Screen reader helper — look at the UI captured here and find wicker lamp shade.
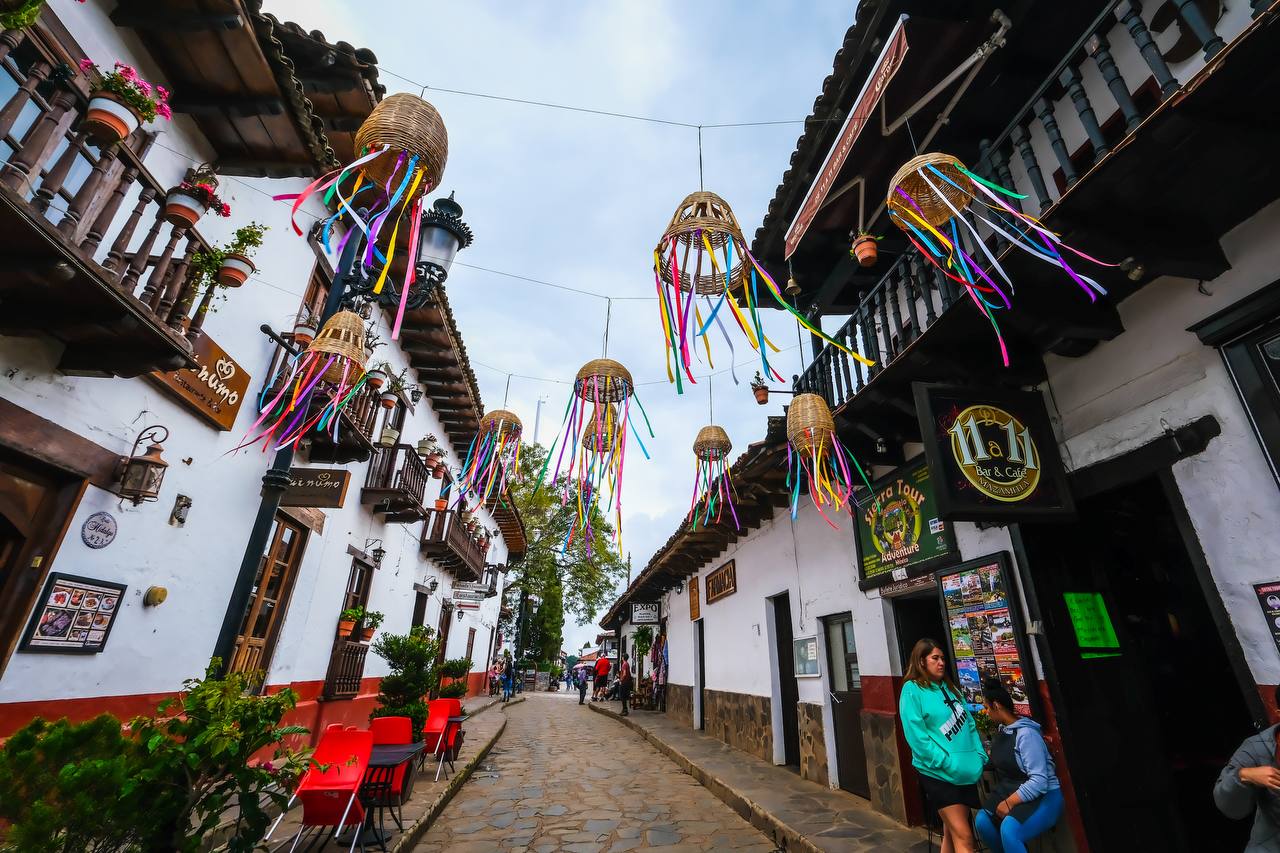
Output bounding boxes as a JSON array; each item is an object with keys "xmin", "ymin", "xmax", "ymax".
[
  {"xmin": 786, "ymin": 393, "xmax": 835, "ymax": 455},
  {"xmin": 582, "ymin": 404, "xmax": 618, "ymax": 454},
  {"xmin": 574, "ymin": 358, "xmax": 634, "ymax": 403},
  {"xmin": 354, "ymin": 93, "xmax": 449, "ymax": 201},
  {"xmin": 886, "ymin": 152, "xmax": 974, "ymax": 230},
  {"xmin": 656, "ymin": 191, "xmax": 746, "ymax": 295},
  {"xmin": 305, "ymin": 310, "xmax": 367, "ymax": 384},
  {"xmin": 693, "ymin": 425, "xmax": 732, "ymax": 460},
  {"xmin": 480, "ymin": 409, "xmax": 522, "ymax": 438}
]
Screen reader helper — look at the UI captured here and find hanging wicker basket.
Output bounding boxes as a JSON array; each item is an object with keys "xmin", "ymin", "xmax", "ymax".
[
  {"xmin": 656, "ymin": 191, "xmax": 746, "ymax": 295},
  {"xmin": 479, "ymin": 409, "xmax": 523, "ymax": 439},
  {"xmin": 886, "ymin": 152, "xmax": 974, "ymax": 230},
  {"xmin": 305, "ymin": 310, "xmax": 367, "ymax": 385},
  {"xmin": 693, "ymin": 425, "xmax": 732, "ymax": 461},
  {"xmin": 574, "ymin": 359, "xmax": 633, "ymax": 403},
  {"xmin": 353, "ymin": 93, "xmax": 449, "ymax": 201},
  {"xmin": 786, "ymin": 393, "xmax": 835, "ymax": 455},
  {"xmin": 582, "ymin": 404, "xmax": 618, "ymax": 454}
]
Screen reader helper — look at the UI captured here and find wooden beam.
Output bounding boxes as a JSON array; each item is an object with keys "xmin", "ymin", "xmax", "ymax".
[
  {"xmin": 110, "ymin": 7, "xmax": 244, "ymax": 31},
  {"xmin": 171, "ymin": 95, "xmax": 286, "ymax": 117},
  {"xmin": 215, "ymin": 159, "xmax": 317, "ymax": 179}
]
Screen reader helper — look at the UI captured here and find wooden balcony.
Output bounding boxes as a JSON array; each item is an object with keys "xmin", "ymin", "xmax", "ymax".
[
  {"xmin": 322, "ymin": 639, "xmax": 369, "ymax": 701},
  {"xmin": 420, "ymin": 508, "xmax": 486, "ymax": 583},
  {"xmin": 0, "ymin": 30, "xmax": 235, "ymax": 377},
  {"xmin": 361, "ymin": 443, "xmax": 430, "ymax": 522}
]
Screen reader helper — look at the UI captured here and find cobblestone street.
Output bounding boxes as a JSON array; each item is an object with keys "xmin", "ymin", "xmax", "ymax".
[{"xmin": 412, "ymin": 693, "xmax": 779, "ymax": 852}]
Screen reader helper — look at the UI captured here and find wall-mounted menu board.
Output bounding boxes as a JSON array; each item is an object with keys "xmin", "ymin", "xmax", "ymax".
[
  {"xmin": 936, "ymin": 553, "xmax": 1033, "ymax": 716},
  {"xmin": 20, "ymin": 573, "xmax": 126, "ymax": 654}
]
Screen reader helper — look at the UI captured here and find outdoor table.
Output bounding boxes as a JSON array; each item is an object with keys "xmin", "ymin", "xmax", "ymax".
[
  {"xmin": 435, "ymin": 715, "xmax": 468, "ymax": 782},
  {"xmin": 349, "ymin": 742, "xmax": 426, "ymax": 849}
]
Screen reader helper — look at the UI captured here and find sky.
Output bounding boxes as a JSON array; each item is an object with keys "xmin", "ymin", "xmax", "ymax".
[{"xmin": 264, "ymin": 1, "xmax": 856, "ymax": 654}]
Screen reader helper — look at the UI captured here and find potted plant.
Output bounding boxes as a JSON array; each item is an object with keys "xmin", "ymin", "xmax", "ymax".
[
  {"xmin": 380, "ymin": 369, "xmax": 409, "ymax": 410},
  {"xmin": 433, "ymin": 496, "xmax": 448, "ymax": 511},
  {"xmin": 416, "ymin": 433, "xmax": 440, "ymax": 463},
  {"xmin": 366, "ymin": 361, "xmax": 392, "ymax": 392},
  {"xmin": 78, "ymin": 59, "xmax": 171, "ymax": 146},
  {"xmin": 750, "ymin": 371, "xmax": 769, "ymax": 405},
  {"xmin": 364, "ymin": 322, "xmax": 383, "ymax": 359},
  {"xmin": 215, "ymin": 222, "xmax": 267, "ymax": 287},
  {"xmin": 378, "ymin": 426, "xmax": 400, "ymax": 448},
  {"xmin": 338, "ymin": 606, "xmax": 363, "ymax": 638},
  {"xmin": 359, "ymin": 610, "xmax": 385, "ymax": 643},
  {"xmin": 163, "ymin": 165, "xmax": 230, "ymax": 227},
  {"xmin": 432, "ymin": 458, "xmax": 447, "ymax": 479},
  {"xmin": 291, "ymin": 306, "xmax": 320, "ymax": 346},
  {"xmin": 850, "ymin": 230, "xmax": 880, "ymax": 267}
]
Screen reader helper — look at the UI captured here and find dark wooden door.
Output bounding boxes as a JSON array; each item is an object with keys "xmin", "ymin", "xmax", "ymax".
[
  {"xmin": 435, "ymin": 601, "xmax": 454, "ymax": 668},
  {"xmin": 696, "ymin": 618, "xmax": 705, "ymax": 730},
  {"xmin": 772, "ymin": 592, "xmax": 800, "ymax": 767},
  {"xmin": 230, "ymin": 514, "xmax": 306, "ymax": 676},
  {"xmin": 824, "ymin": 613, "xmax": 870, "ymax": 797}
]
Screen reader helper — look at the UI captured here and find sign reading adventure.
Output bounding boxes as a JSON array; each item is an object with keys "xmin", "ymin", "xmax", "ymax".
[
  {"xmin": 147, "ymin": 333, "xmax": 250, "ymax": 431},
  {"xmin": 281, "ymin": 468, "xmax": 352, "ymax": 508},
  {"xmin": 855, "ymin": 460, "xmax": 957, "ymax": 590},
  {"xmin": 913, "ymin": 383, "xmax": 1074, "ymax": 521},
  {"xmin": 631, "ymin": 602, "xmax": 660, "ymax": 624},
  {"xmin": 21, "ymin": 573, "xmax": 126, "ymax": 654},
  {"xmin": 705, "ymin": 560, "xmax": 737, "ymax": 604}
]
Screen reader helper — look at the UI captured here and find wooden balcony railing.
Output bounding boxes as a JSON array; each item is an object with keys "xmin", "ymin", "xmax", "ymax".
[
  {"xmin": 0, "ymin": 29, "xmax": 233, "ymax": 376},
  {"xmin": 322, "ymin": 639, "xmax": 369, "ymax": 701},
  {"xmin": 361, "ymin": 443, "xmax": 430, "ymax": 522},
  {"xmin": 420, "ymin": 508, "xmax": 486, "ymax": 582}
]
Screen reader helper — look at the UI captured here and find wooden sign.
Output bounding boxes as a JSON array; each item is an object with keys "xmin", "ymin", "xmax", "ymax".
[
  {"xmin": 20, "ymin": 572, "xmax": 126, "ymax": 654},
  {"xmin": 281, "ymin": 468, "xmax": 351, "ymax": 508},
  {"xmin": 147, "ymin": 333, "xmax": 250, "ymax": 431},
  {"xmin": 705, "ymin": 560, "xmax": 737, "ymax": 604},
  {"xmin": 688, "ymin": 577, "xmax": 700, "ymax": 621}
]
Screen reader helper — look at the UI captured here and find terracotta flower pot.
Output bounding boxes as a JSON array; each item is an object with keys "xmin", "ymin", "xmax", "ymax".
[
  {"xmin": 366, "ymin": 369, "xmax": 387, "ymax": 390},
  {"xmin": 433, "ymin": 463, "xmax": 445, "ymax": 479},
  {"xmin": 852, "ymin": 235, "xmax": 878, "ymax": 267},
  {"xmin": 361, "ymin": 626, "xmax": 376, "ymax": 642},
  {"xmin": 81, "ymin": 91, "xmax": 141, "ymax": 146},
  {"xmin": 292, "ymin": 323, "xmax": 317, "ymax": 345},
  {"xmin": 379, "ymin": 391, "xmax": 398, "ymax": 409},
  {"xmin": 425, "ymin": 452, "xmax": 442, "ymax": 468},
  {"xmin": 216, "ymin": 252, "xmax": 255, "ymax": 287},
  {"xmin": 163, "ymin": 187, "xmax": 208, "ymax": 227},
  {"xmin": 752, "ymin": 386, "xmax": 769, "ymax": 405},
  {"xmin": 434, "ymin": 498, "xmax": 448, "ymax": 511},
  {"xmin": 337, "ymin": 619, "xmax": 356, "ymax": 638}
]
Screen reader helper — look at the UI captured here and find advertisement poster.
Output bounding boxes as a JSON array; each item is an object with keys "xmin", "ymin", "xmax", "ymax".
[
  {"xmin": 20, "ymin": 573, "xmax": 126, "ymax": 654},
  {"xmin": 1253, "ymin": 582, "xmax": 1280, "ymax": 659},
  {"xmin": 855, "ymin": 460, "xmax": 958, "ymax": 590},
  {"xmin": 938, "ymin": 555, "xmax": 1031, "ymax": 715}
]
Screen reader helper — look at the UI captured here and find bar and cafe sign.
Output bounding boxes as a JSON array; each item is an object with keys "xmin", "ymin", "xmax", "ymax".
[
  {"xmin": 855, "ymin": 460, "xmax": 957, "ymax": 590},
  {"xmin": 147, "ymin": 333, "xmax": 250, "ymax": 431},
  {"xmin": 281, "ymin": 468, "xmax": 352, "ymax": 508},
  {"xmin": 913, "ymin": 383, "xmax": 1074, "ymax": 522}
]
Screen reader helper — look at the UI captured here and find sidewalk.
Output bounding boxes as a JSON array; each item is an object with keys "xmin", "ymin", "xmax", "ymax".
[
  {"xmin": 588, "ymin": 703, "xmax": 929, "ymax": 853},
  {"xmin": 262, "ymin": 694, "xmax": 523, "ymax": 853}
]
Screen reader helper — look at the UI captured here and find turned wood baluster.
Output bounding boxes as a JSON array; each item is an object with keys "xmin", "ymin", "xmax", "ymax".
[
  {"xmin": 1059, "ymin": 65, "xmax": 1109, "ymax": 166},
  {"xmin": 991, "ymin": 143, "xmax": 1020, "ymax": 213},
  {"xmin": 1171, "ymin": 0, "xmax": 1225, "ymax": 59},
  {"xmin": 91, "ymin": 169, "xmax": 142, "ymax": 261},
  {"xmin": 0, "ymin": 30, "xmax": 26, "ymax": 66},
  {"xmin": 1011, "ymin": 124, "xmax": 1052, "ymax": 210},
  {"xmin": 185, "ymin": 283, "xmax": 216, "ymax": 343},
  {"xmin": 58, "ymin": 144, "xmax": 117, "ymax": 236},
  {"xmin": 1035, "ymin": 97, "xmax": 1077, "ymax": 187},
  {"xmin": 2, "ymin": 79, "xmax": 74, "ymax": 192},
  {"xmin": 160, "ymin": 237, "xmax": 197, "ymax": 327},
  {"xmin": 140, "ymin": 224, "xmax": 186, "ymax": 310},
  {"xmin": 0, "ymin": 58, "xmax": 47, "ymax": 143},
  {"xmin": 1116, "ymin": 1, "xmax": 1179, "ymax": 99},
  {"xmin": 1086, "ymin": 34, "xmax": 1142, "ymax": 135},
  {"xmin": 33, "ymin": 131, "xmax": 86, "ymax": 213},
  {"xmin": 120, "ymin": 208, "xmax": 165, "ymax": 293}
]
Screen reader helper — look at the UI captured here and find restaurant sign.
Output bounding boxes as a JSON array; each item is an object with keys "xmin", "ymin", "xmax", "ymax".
[
  {"xmin": 688, "ymin": 577, "xmax": 700, "ymax": 621},
  {"xmin": 631, "ymin": 602, "xmax": 660, "ymax": 624},
  {"xmin": 281, "ymin": 468, "xmax": 352, "ymax": 508},
  {"xmin": 913, "ymin": 383, "xmax": 1074, "ymax": 522},
  {"xmin": 20, "ymin": 572, "xmax": 126, "ymax": 654},
  {"xmin": 705, "ymin": 560, "xmax": 737, "ymax": 604},
  {"xmin": 147, "ymin": 333, "xmax": 250, "ymax": 431},
  {"xmin": 855, "ymin": 460, "xmax": 957, "ymax": 591}
]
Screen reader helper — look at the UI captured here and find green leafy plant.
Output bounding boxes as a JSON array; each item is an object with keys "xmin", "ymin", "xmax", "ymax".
[
  {"xmin": 361, "ymin": 609, "xmax": 385, "ymax": 631},
  {"xmin": 972, "ymin": 709, "xmax": 996, "ymax": 741},
  {"xmin": 437, "ymin": 681, "xmax": 468, "ymax": 699},
  {"xmin": 439, "ymin": 657, "xmax": 472, "ymax": 680},
  {"xmin": 370, "ymin": 625, "xmax": 442, "ymax": 738},
  {"xmin": 749, "ymin": 371, "xmax": 768, "ymax": 391},
  {"xmin": 633, "ymin": 625, "xmax": 654, "ymax": 659},
  {"xmin": 385, "ymin": 368, "xmax": 412, "ymax": 396},
  {"xmin": 340, "ymin": 605, "xmax": 365, "ymax": 624},
  {"xmin": 191, "ymin": 223, "xmax": 268, "ymax": 315}
]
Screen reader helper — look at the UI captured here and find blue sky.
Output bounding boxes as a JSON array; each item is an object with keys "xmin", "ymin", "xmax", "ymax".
[{"xmin": 265, "ymin": 1, "xmax": 856, "ymax": 651}]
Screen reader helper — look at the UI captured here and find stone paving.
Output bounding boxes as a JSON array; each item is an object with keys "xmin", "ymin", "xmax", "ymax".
[{"xmin": 412, "ymin": 692, "xmax": 779, "ymax": 852}]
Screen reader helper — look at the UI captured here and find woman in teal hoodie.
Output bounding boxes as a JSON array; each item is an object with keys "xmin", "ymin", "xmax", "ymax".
[{"xmin": 899, "ymin": 638, "xmax": 988, "ymax": 853}]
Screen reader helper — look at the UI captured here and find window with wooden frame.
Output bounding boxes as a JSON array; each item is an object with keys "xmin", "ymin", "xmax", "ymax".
[
  {"xmin": 295, "ymin": 263, "xmax": 330, "ymax": 329},
  {"xmin": 322, "ymin": 553, "xmax": 376, "ymax": 701},
  {"xmin": 230, "ymin": 514, "xmax": 308, "ymax": 679},
  {"xmin": 339, "ymin": 554, "xmax": 376, "ymax": 622},
  {"xmin": 412, "ymin": 591, "xmax": 429, "ymax": 629}
]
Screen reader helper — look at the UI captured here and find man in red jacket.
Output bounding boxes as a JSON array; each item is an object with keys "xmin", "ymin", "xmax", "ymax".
[{"xmin": 592, "ymin": 655, "xmax": 611, "ymax": 701}]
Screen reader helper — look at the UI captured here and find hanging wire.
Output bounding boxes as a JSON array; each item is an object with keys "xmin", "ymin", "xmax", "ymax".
[
  {"xmin": 602, "ymin": 297, "xmax": 612, "ymax": 358},
  {"xmin": 697, "ymin": 125, "xmax": 704, "ymax": 191},
  {"xmin": 707, "ymin": 372, "xmax": 714, "ymax": 424},
  {"xmin": 503, "ymin": 373, "xmax": 512, "ymax": 407}
]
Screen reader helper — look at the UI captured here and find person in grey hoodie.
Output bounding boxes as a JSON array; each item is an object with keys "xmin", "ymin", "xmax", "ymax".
[
  {"xmin": 974, "ymin": 679, "xmax": 1063, "ymax": 853},
  {"xmin": 1214, "ymin": 689, "xmax": 1280, "ymax": 852}
]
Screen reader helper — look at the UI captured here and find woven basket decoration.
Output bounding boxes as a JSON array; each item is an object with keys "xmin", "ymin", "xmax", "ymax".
[
  {"xmin": 786, "ymin": 393, "xmax": 835, "ymax": 456},
  {"xmin": 458, "ymin": 408, "xmax": 524, "ymax": 510},
  {"xmin": 581, "ymin": 404, "xmax": 618, "ymax": 454},
  {"xmin": 354, "ymin": 93, "xmax": 449, "ymax": 201},
  {"xmin": 574, "ymin": 358, "xmax": 634, "ymax": 403},
  {"xmin": 885, "ymin": 151, "xmax": 1115, "ymax": 369},
  {"xmin": 306, "ymin": 310, "xmax": 367, "ymax": 384},
  {"xmin": 689, "ymin": 424, "xmax": 736, "ymax": 529},
  {"xmin": 480, "ymin": 409, "xmax": 523, "ymax": 438},
  {"xmin": 693, "ymin": 425, "xmax": 732, "ymax": 460},
  {"xmin": 656, "ymin": 191, "xmax": 746, "ymax": 296}
]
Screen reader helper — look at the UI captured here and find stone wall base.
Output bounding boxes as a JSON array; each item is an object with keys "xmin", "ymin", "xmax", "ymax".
[
  {"xmin": 703, "ymin": 688, "xmax": 772, "ymax": 763},
  {"xmin": 666, "ymin": 683, "xmax": 693, "ymax": 728},
  {"xmin": 798, "ymin": 701, "xmax": 828, "ymax": 787}
]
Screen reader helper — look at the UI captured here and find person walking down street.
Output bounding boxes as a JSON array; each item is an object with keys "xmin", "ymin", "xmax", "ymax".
[
  {"xmin": 618, "ymin": 652, "xmax": 633, "ymax": 717},
  {"xmin": 974, "ymin": 679, "xmax": 1063, "ymax": 853},
  {"xmin": 1214, "ymin": 686, "xmax": 1280, "ymax": 851},
  {"xmin": 501, "ymin": 654, "xmax": 514, "ymax": 703},
  {"xmin": 576, "ymin": 667, "xmax": 589, "ymax": 704},
  {"xmin": 592, "ymin": 655, "xmax": 611, "ymax": 701},
  {"xmin": 899, "ymin": 638, "xmax": 987, "ymax": 853}
]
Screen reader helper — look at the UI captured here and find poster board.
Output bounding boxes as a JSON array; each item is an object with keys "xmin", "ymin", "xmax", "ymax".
[
  {"xmin": 854, "ymin": 459, "xmax": 958, "ymax": 590},
  {"xmin": 792, "ymin": 636, "xmax": 821, "ymax": 677},
  {"xmin": 20, "ymin": 573, "xmax": 126, "ymax": 654},
  {"xmin": 935, "ymin": 553, "xmax": 1035, "ymax": 716}
]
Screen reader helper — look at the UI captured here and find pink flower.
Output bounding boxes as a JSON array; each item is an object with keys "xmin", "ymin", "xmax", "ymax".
[
  {"xmin": 78, "ymin": 58, "xmax": 94, "ymax": 73},
  {"xmin": 261, "ymin": 760, "xmax": 276, "ymax": 773},
  {"xmin": 136, "ymin": 80, "xmax": 152, "ymax": 97},
  {"xmin": 114, "ymin": 63, "xmax": 137, "ymax": 82},
  {"xmin": 156, "ymin": 85, "xmax": 169, "ymax": 101},
  {"xmin": 156, "ymin": 103, "xmax": 172, "ymax": 120},
  {"xmin": 219, "ymin": 203, "xmax": 231, "ymax": 217}
]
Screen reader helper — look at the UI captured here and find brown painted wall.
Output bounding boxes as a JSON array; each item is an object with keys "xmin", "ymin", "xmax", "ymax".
[
  {"xmin": 666, "ymin": 683, "xmax": 693, "ymax": 728},
  {"xmin": 703, "ymin": 688, "xmax": 772, "ymax": 763},
  {"xmin": 798, "ymin": 701, "xmax": 828, "ymax": 786}
]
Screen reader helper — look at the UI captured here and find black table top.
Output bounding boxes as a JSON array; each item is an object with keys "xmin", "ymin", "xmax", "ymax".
[{"xmin": 369, "ymin": 742, "xmax": 426, "ymax": 768}]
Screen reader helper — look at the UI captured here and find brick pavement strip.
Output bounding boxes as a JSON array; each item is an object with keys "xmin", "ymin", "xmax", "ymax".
[{"xmin": 412, "ymin": 693, "xmax": 781, "ymax": 853}]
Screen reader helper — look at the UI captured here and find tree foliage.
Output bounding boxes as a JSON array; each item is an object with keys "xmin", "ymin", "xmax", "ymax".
[{"xmin": 370, "ymin": 625, "xmax": 442, "ymax": 737}]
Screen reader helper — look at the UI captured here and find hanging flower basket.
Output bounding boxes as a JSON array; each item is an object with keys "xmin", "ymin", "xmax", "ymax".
[
  {"xmin": 82, "ymin": 91, "xmax": 141, "ymax": 147},
  {"xmin": 432, "ymin": 462, "xmax": 446, "ymax": 479},
  {"xmin": 366, "ymin": 368, "xmax": 388, "ymax": 390},
  {"xmin": 851, "ymin": 234, "xmax": 879, "ymax": 267},
  {"xmin": 163, "ymin": 177, "xmax": 230, "ymax": 227},
  {"xmin": 360, "ymin": 625, "xmax": 376, "ymax": 642},
  {"xmin": 753, "ymin": 385, "xmax": 769, "ymax": 404},
  {"xmin": 378, "ymin": 391, "xmax": 398, "ymax": 410},
  {"xmin": 77, "ymin": 60, "xmax": 171, "ymax": 146},
  {"xmin": 292, "ymin": 321, "xmax": 317, "ymax": 346},
  {"xmin": 216, "ymin": 252, "xmax": 255, "ymax": 287}
]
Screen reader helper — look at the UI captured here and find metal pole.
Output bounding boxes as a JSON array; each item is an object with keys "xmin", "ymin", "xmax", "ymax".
[{"xmin": 210, "ymin": 226, "xmax": 366, "ymax": 673}]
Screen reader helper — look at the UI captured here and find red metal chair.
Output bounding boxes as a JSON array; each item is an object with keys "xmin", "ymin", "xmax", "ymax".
[
  {"xmin": 369, "ymin": 716, "xmax": 413, "ymax": 830},
  {"xmin": 422, "ymin": 699, "xmax": 462, "ymax": 781},
  {"xmin": 266, "ymin": 728, "xmax": 373, "ymax": 852}
]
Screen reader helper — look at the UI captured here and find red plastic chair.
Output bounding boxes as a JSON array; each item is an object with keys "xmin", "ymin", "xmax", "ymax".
[
  {"xmin": 422, "ymin": 699, "xmax": 463, "ymax": 780},
  {"xmin": 266, "ymin": 728, "xmax": 373, "ymax": 851},
  {"xmin": 369, "ymin": 716, "xmax": 414, "ymax": 829}
]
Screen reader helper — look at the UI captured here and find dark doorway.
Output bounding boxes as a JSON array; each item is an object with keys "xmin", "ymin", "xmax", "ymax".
[
  {"xmin": 435, "ymin": 601, "xmax": 454, "ymax": 670},
  {"xmin": 823, "ymin": 613, "xmax": 870, "ymax": 797},
  {"xmin": 695, "ymin": 618, "xmax": 706, "ymax": 730},
  {"xmin": 1020, "ymin": 473, "xmax": 1254, "ymax": 853},
  {"xmin": 772, "ymin": 592, "xmax": 800, "ymax": 768},
  {"xmin": 892, "ymin": 588, "xmax": 948, "ymax": 673}
]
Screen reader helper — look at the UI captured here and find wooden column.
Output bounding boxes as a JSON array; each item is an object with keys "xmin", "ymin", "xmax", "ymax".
[
  {"xmin": 91, "ymin": 169, "xmax": 142, "ymax": 261},
  {"xmin": 58, "ymin": 144, "xmax": 118, "ymax": 237},
  {"xmin": 157, "ymin": 236, "xmax": 197, "ymax": 323},
  {"xmin": 2, "ymin": 80, "xmax": 74, "ymax": 192},
  {"xmin": 32, "ymin": 132, "xmax": 87, "ymax": 214},
  {"xmin": 120, "ymin": 209, "xmax": 165, "ymax": 292},
  {"xmin": 140, "ymin": 225, "xmax": 186, "ymax": 309},
  {"xmin": 0, "ymin": 58, "xmax": 47, "ymax": 142},
  {"xmin": 1086, "ymin": 34, "xmax": 1142, "ymax": 135}
]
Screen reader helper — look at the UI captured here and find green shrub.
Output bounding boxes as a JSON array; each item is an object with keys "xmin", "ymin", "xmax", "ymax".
[
  {"xmin": 438, "ymin": 657, "xmax": 472, "ymax": 680},
  {"xmin": 371, "ymin": 625, "xmax": 442, "ymax": 737},
  {"xmin": 437, "ymin": 681, "xmax": 468, "ymax": 699}
]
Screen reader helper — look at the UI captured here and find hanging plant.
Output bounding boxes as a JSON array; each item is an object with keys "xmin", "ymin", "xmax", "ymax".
[
  {"xmin": 366, "ymin": 360, "xmax": 392, "ymax": 391},
  {"xmin": 291, "ymin": 306, "xmax": 320, "ymax": 345},
  {"xmin": 163, "ymin": 165, "xmax": 230, "ymax": 227},
  {"xmin": 380, "ymin": 368, "xmax": 409, "ymax": 409},
  {"xmin": 750, "ymin": 371, "xmax": 769, "ymax": 405},
  {"xmin": 363, "ymin": 321, "xmax": 384, "ymax": 357},
  {"xmin": 850, "ymin": 231, "xmax": 880, "ymax": 268},
  {"xmin": 187, "ymin": 223, "xmax": 267, "ymax": 318},
  {"xmin": 77, "ymin": 57, "xmax": 169, "ymax": 146}
]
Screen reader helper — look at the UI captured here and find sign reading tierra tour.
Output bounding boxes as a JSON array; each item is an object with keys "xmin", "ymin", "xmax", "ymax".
[
  {"xmin": 913, "ymin": 383, "xmax": 1074, "ymax": 521},
  {"xmin": 855, "ymin": 460, "xmax": 957, "ymax": 590},
  {"xmin": 705, "ymin": 560, "xmax": 737, "ymax": 604},
  {"xmin": 146, "ymin": 333, "xmax": 249, "ymax": 431},
  {"xmin": 281, "ymin": 468, "xmax": 352, "ymax": 508}
]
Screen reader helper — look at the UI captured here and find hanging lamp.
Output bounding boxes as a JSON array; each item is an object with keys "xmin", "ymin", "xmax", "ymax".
[
  {"xmin": 652, "ymin": 190, "xmax": 873, "ymax": 393},
  {"xmin": 886, "ymin": 152, "xmax": 1115, "ymax": 366},
  {"xmin": 785, "ymin": 393, "xmax": 872, "ymax": 527},
  {"xmin": 457, "ymin": 408, "xmax": 523, "ymax": 510}
]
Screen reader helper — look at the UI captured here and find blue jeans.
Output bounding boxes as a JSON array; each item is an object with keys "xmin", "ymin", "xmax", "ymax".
[
  {"xmin": 975, "ymin": 788, "xmax": 1063, "ymax": 853},
  {"xmin": 502, "ymin": 675, "xmax": 512, "ymax": 700}
]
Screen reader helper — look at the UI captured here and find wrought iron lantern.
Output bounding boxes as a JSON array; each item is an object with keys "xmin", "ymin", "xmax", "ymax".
[
  {"xmin": 416, "ymin": 192, "xmax": 474, "ymax": 283},
  {"xmin": 116, "ymin": 425, "xmax": 170, "ymax": 505}
]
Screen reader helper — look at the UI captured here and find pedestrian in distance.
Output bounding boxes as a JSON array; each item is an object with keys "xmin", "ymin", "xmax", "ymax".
[
  {"xmin": 974, "ymin": 679, "xmax": 1063, "ymax": 853},
  {"xmin": 501, "ymin": 653, "xmax": 514, "ymax": 703},
  {"xmin": 592, "ymin": 654, "xmax": 611, "ymax": 701},
  {"xmin": 899, "ymin": 638, "xmax": 987, "ymax": 853},
  {"xmin": 618, "ymin": 652, "xmax": 633, "ymax": 717},
  {"xmin": 1214, "ymin": 685, "xmax": 1280, "ymax": 851},
  {"xmin": 576, "ymin": 667, "xmax": 589, "ymax": 705}
]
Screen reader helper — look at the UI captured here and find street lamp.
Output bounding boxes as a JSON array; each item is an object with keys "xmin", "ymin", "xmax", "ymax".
[
  {"xmin": 416, "ymin": 192, "xmax": 474, "ymax": 284},
  {"xmin": 115, "ymin": 425, "xmax": 170, "ymax": 505}
]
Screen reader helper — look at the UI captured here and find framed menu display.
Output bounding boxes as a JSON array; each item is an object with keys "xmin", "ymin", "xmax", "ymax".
[
  {"xmin": 20, "ymin": 573, "xmax": 126, "ymax": 654},
  {"xmin": 935, "ymin": 553, "xmax": 1035, "ymax": 717}
]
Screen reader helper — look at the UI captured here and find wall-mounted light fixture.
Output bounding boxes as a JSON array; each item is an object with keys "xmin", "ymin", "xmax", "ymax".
[
  {"xmin": 169, "ymin": 494, "xmax": 192, "ymax": 526},
  {"xmin": 410, "ymin": 386, "xmax": 423, "ymax": 404},
  {"xmin": 115, "ymin": 425, "xmax": 170, "ymax": 505},
  {"xmin": 425, "ymin": 576, "xmax": 440, "ymax": 594},
  {"xmin": 364, "ymin": 538, "xmax": 385, "ymax": 568}
]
